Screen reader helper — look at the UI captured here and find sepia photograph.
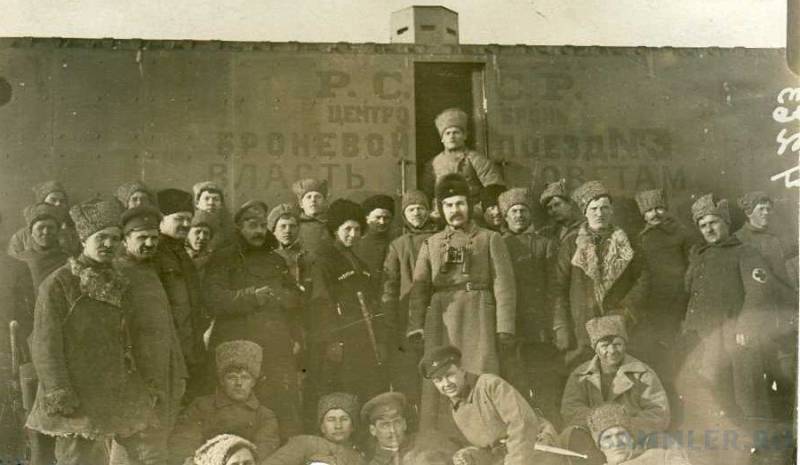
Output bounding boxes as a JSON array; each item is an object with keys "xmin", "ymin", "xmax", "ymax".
[{"xmin": 0, "ymin": 1, "xmax": 798, "ymax": 464}]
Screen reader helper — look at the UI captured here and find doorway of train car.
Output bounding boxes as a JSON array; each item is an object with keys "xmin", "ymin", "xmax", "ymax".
[{"xmin": 413, "ymin": 62, "xmax": 486, "ymax": 190}]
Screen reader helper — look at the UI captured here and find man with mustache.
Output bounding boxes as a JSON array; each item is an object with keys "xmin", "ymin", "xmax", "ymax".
[
  {"xmin": 293, "ymin": 178, "xmax": 333, "ymax": 255},
  {"xmin": 408, "ymin": 173, "xmax": 516, "ymax": 434},
  {"xmin": 156, "ymin": 188, "xmax": 207, "ymax": 402},
  {"xmin": 205, "ymin": 200, "xmax": 303, "ymax": 441}
]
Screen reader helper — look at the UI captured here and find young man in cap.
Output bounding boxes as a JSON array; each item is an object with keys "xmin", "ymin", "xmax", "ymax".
[
  {"xmin": 408, "ymin": 173, "xmax": 516, "ymax": 433},
  {"xmin": 293, "ymin": 178, "xmax": 333, "ymax": 254},
  {"xmin": 478, "ymin": 184, "xmax": 507, "ymax": 232},
  {"xmin": 116, "ymin": 181, "xmax": 156, "ymax": 210},
  {"xmin": 170, "ymin": 340, "xmax": 280, "ymax": 464},
  {"xmin": 354, "ymin": 194, "xmax": 396, "ymax": 302},
  {"xmin": 263, "ymin": 392, "xmax": 364, "ymax": 465},
  {"xmin": 380, "ymin": 190, "xmax": 437, "ymax": 412},
  {"xmin": 537, "ymin": 179, "xmax": 581, "ymax": 246},
  {"xmin": 560, "ymin": 315, "xmax": 669, "ymax": 451},
  {"xmin": 419, "ymin": 345, "xmax": 562, "ymax": 465},
  {"xmin": 156, "ymin": 188, "xmax": 207, "ymax": 402},
  {"xmin": 25, "ymin": 198, "xmax": 156, "ymax": 465},
  {"xmin": 204, "ymin": 199, "xmax": 303, "ymax": 441},
  {"xmin": 269, "ymin": 203, "xmax": 312, "ymax": 294},
  {"xmin": 111, "ymin": 205, "xmax": 188, "ymax": 465},
  {"xmin": 15, "ymin": 203, "xmax": 71, "ymax": 290},
  {"xmin": 420, "ymin": 108, "xmax": 504, "ymax": 203},
  {"xmin": 193, "ymin": 181, "xmax": 236, "ymax": 250},
  {"xmin": 8, "ymin": 180, "xmax": 80, "ymax": 259},
  {"xmin": 552, "ymin": 180, "xmax": 648, "ymax": 368},
  {"xmin": 185, "ymin": 210, "xmax": 218, "ymax": 278},
  {"xmin": 361, "ymin": 391, "xmax": 459, "ymax": 465},
  {"xmin": 307, "ymin": 199, "xmax": 388, "ymax": 407},
  {"xmin": 497, "ymin": 187, "xmax": 561, "ymax": 424}
]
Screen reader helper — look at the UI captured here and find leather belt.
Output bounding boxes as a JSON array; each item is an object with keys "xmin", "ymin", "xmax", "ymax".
[{"xmin": 433, "ymin": 282, "xmax": 489, "ymax": 293}]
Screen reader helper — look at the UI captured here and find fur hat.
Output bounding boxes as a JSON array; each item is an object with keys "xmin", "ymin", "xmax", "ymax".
[
  {"xmin": 572, "ymin": 180, "xmax": 611, "ymax": 213},
  {"xmin": 292, "ymin": 178, "xmax": 328, "ymax": 201},
  {"xmin": 317, "ymin": 392, "xmax": 359, "ymax": 427},
  {"xmin": 419, "ymin": 345, "xmax": 462, "ymax": 379},
  {"xmin": 362, "ymin": 194, "xmax": 395, "ymax": 217},
  {"xmin": 402, "ymin": 190, "xmax": 430, "ymax": 211},
  {"xmin": 738, "ymin": 191, "xmax": 771, "ymax": 215},
  {"xmin": 435, "ymin": 173, "xmax": 470, "ymax": 202},
  {"xmin": 326, "ymin": 199, "xmax": 365, "ymax": 234},
  {"xmin": 361, "ymin": 392, "xmax": 406, "ymax": 425},
  {"xmin": 70, "ymin": 197, "xmax": 124, "ymax": 241},
  {"xmin": 234, "ymin": 200, "xmax": 269, "ymax": 224},
  {"xmin": 24, "ymin": 203, "xmax": 64, "ymax": 228},
  {"xmin": 585, "ymin": 316, "xmax": 628, "ymax": 348},
  {"xmin": 192, "ymin": 181, "xmax": 225, "ymax": 203},
  {"xmin": 588, "ymin": 404, "xmax": 631, "ymax": 446},
  {"xmin": 32, "ymin": 181, "xmax": 66, "ymax": 204},
  {"xmin": 193, "ymin": 434, "xmax": 257, "ymax": 465},
  {"xmin": 434, "ymin": 108, "xmax": 468, "ymax": 136},
  {"xmin": 215, "ymin": 340, "xmax": 263, "ymax": 378},
  {"xmin": 634, "ymin": 189, "xmax": 666, "ymax": 215},
  {"xmin": 479, "ymin": 184, "xmax": 507, "ymax": 209},
  {"xmin": 267, "ymin": 203, "xmax": 299, "ymax": 231},
  {"xmin": 157, "ymin": 189, "xmax": 193, "ymax": 216},
  {"xmin": 191, "ymin": 210, "xmax": 220, "ymax": 235},
  {"xmin": 691, "ymin": 194, "xmax": 730, "ymax": 225},
  {"xmin": 116, "ymin": 181, "xmax": 153, "ymax": 208},
  {"xmin": 121, "ymin": 205, "xmax": 162, "ymax": 234},
  {"xmin": 497, "ymin": 188, "xmax": 530, "ymax": 217},
  {"xmin": 539, "ymin": 179, "xmax": 569, "ymax": 207}
]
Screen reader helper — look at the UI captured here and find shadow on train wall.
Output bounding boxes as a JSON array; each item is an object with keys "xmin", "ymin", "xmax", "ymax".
[{"xmin": 0, "ymin": 38, "xmax": 797, "ymax": 243}]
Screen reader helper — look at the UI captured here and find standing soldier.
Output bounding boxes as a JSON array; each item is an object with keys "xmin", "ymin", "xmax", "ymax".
[
  {"xmin": 293, "ymin": 178, "xmax": 333, "ymax": 254},
  {"xmin": 478, "ymin": 184, "xmax": 507, "ymax": 232},
  {"xmin": 193, "ymin": 181, "xmax": 236, "ymax": 251},
  {"xmin": 497, "ymin": 187, "xmax": 560, "ymax": 423},
  {"xmin": 156, "ymin": 188, "xmax": 207, "ymax": 401},
  {"xmin": 408, "ymin": 173, "xmax": 516, "ymax": 433},
  {"xmin": 552, "ymin": 181, "xmax": 648, "ymax": 369},
  {"xmin": 308, "ymin": 199, "xmax": 388, "ymax": 405},
  {"xmin": 8, "ymin": 181, "xmax": 80, "ymax": 259},
  {"xmin": 25, "ymin": 198, "xmax": 156, "ymax": 465},
  {"xmin": 184, "ymin": 210, "xmax": 218, "ymax": 278},
  {"xmin": 537, "ymin": 179, "xmax": 581, "ymax": 247},
  {"xmin": 734, "ymin": 191, "xmax": 794, "ymax": 289},
  {"xmin": 204, "ymin": 200, "xmax": 303, "ymax": 441},
  {"xmin": 354, "ymin": 194, "xmax": 396, "ymax": 301},
  {"xmin": 116, "ymin": 181, "xmax": 156, "ymax": 210}
]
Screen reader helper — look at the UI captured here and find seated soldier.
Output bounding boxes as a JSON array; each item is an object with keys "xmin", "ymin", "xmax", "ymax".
[
  {"xmin": 560, "ymin": 316, "xmax": 669, "ymax": 461},
  {"xmin": 419, "ymin": 345, "xmax": 565, "ymax": 465},
  {"xmin": 170, "ymin": 340, "xmax": 280, "ymax": 465},
  {"xmin": 588, "ymin": 404, "xmax": 691, "ymax": 465},
  {"xmin": 263, "ymin": 392, "xmax": 365, "ymax": 465},
  {"xmin": 361, "ymin": 392, "xmax": 460, "ymax": 465},
  {"xmin": 191, "ymin": 434, "xmax": 259, "ymax": 465}
]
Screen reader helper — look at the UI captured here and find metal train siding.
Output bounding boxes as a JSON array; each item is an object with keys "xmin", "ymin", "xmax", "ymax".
[{"xmin": 0, "ymin": 38, "xmax": 797, "ymax": 241}]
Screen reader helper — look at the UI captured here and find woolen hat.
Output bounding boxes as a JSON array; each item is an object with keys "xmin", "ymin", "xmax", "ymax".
[
  {"xmin": 292, "ymin": 178, "xmax": 328, "ymax": 200},
  {"xmin": 267, "ymin": 203, "xmax": 299, "ymax": 231},
  {"xmin": 215, "ymin": 340, "xmax": 263, "ymax": 378},
  {"xmin": 585, "ymin": 315, "xmax": 628, "ymax": 348},
  {"xmin": 539, "ymin": 179, "xmax": 569, "ymax": 207},
  {"xmin": 588, "ymin": 404, "xmax": 631, "ymax": 446},
  {"xmin": 116, "ymin": 181, "xmax": 153, "ymax": 207},
  {"xmin": 479, "ymin": 184, "xmax": 506, "ymax": 209},
  {"xmin": 326, "ymin": 199, "xmax": 365, "ymax": 234},
  {"xmin": 32, "ymin": 181, "xmax": 66, "ymax": 204},
  {"xmin": 419, "ymin": 345, "xmax": 462, "ymax": 379},
  {"xmin": 191, "ymin": 210, "xmax": 220, "ymax": 235},
  {"xmin": 193, "ymin": 434, "xmax": 257, "ymax": 465},
  {"xmin": 434, "ymin": 108, "xmax": 468, "ymax": 136},
  {"xmin": 121, "ymin": 205, "xmax": 162, "ymax": 234},
  {"xmin": 70, "ymin": 197, "xmax": 124, "ymax": 241},
  {"xmin": 738, "ymin": 191, "xmax": 771, "ymax": 215},
  {"xmin": 362, "ymin": 194, "xmax": 395, "ymax": 217},
  {"xmin": 691, "ymin": 193, "xmax": 730, "ymax": 225},
  {"xmin": 634, "ymin": 189, "xmax": 666, "ymax": 215},
  {"xmin": 234, "ymin": 200, "xmax": 269, "ymax": 224},
  {"xmin": 24, "ymin": 203, "xmax": 64, "ymax": 228},
  {"xmin": 192, "ymin": 181, "xmax": 225, "ymax": 202},
  {"xmin": 157, "ymin": 189, "xmax": 193, "ymax": 216},
  {"xmin": 361, "ymin": 392, "xmax": 406, "ymax": 425},
  {"xmin": 572, "ymin": 180, "xmax": 611, "ymax": 213},
  {"xmin": 317, "ymin": 392, "xmax": 359, "ymax": 427},
  {"xmin": 497, "ymin": 187, "xmax": 530, "ymax": 216},
  {"xmin": 402, "ymin": 190, "xmax": 430, "ymax": 211}
]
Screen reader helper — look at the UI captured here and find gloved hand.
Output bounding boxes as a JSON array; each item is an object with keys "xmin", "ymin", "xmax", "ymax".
[{"xmin": 43, "ymin": 387, "xmax": 80, "ymax": 416}]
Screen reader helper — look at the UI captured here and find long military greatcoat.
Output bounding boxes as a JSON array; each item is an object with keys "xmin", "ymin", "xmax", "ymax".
[{"xmin": 298, "ymin": 212, "xmax": 333, "ymax": 254}]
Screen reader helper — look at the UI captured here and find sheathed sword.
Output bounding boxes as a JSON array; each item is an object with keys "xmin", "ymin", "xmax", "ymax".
[
  {"xmin": 535, "ymin": 443, "xmax": 588, "ymax": 459},
  {"xmin": 356, "ymin": 291, "xmax": 383, "ymax": 365}
]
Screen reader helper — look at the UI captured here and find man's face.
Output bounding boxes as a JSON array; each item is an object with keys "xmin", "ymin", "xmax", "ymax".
[
  {"xmin": 43, "ymin": 191, "xmax": 67, "ymax": 208},
  {"xmin": 403, "ymin": 204, "xmax": 429, "ymax": 229},
  {"xmin": 336, "ymin": 220, "xmax": 361, "ymax": 248},
  {"xmin": 369, "ymin": 412, "xmax": 407, "ymax": 451},
  {"xmin": 595, "ymin": 336, "xmax": 626, "ymax": 369},
  {"xmin": 221, "ymin": 368, "xmax": 256, "ymax": 403},
  {"xmin": 82, "ymin": 226, "xmax": 122, "ymax": 264},
  {"xmin": 239, "ymin": 218, "xmax": 269, "ymax": 247},
  {"xmin": 300, "ymin": 191, "xmax": 327, "ymax": 217},
  {"xmin": 598, "ymin": 426, "xmax": 635, "ymax": 465},
  {"xmin": 124, "ymin": 228, "xmax": 160, "ymax": 260},
  {"xmin": 273, "ymin": 217, "xmax": 299, "ymax": 246},
  {"xmin": 224, "ymin": 448, "xmax": 255, "ymax": 465},
  {"xmin": 127, "ymin": 191, "xmax": 151, "ymax": 209},
  {"xmin": 442, "ymin": 196, "xmax": 469, "ymax": 228},
  {"xmin": 160, "ymin": 212, "xmax": 192, "ymax": 240},
  {"xmin": 642, "ymin": 207, "xmax": 667, "ymax": 227},
  {"xmin": 187, "ymin": 225, "xmax": 212, "ymax": 252},
  {"xmin": 441, "ymin": 127, "xmax": 466, "ymax": 151},
  {"xmin": 431, "ymin": 364, "xmax": 467, "ymax": 400},
  {"xmin": 196, "ymin": 190, "xmax": 223, "ymax": 213},
  {"xmin": 482, "ymin": 205, "xmax": 503, "ymax": 229},
  {"xmin": 505, "ymin": 204, "xmax": 531, "ymax": 233},
  {"xmin": 366, "ymin": 208, "xmax": 393, "ymax": 234},
  {"xmin": 698, "ymin": 214, "xmax": 729, "ymax": 244},
  {"xmin": 31, "ymin": 218, "xmax": 59, "ymax": 248},
  {"xmin": 585, "ymin": 196, "xmax": 613, "ymax": 230},
  {"xmin": 320, "ymin": 409, "xmax": 353, "ymax": 444},
  {"xmin": 748, "ymin": 201, "xmax": 772, "ymax": 229},
  {"xmin": 546, "ymin": 196, "xmax": 573, "ymax": 223}
]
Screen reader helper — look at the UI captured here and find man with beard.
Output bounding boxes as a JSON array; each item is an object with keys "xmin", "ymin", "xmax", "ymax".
[
  {"xmin": 552, "ymin": 180, "xmax": 648, "ymax": 369},
  {"xmin": 204, "ymin": 200, "xmax": 303, "ymax": 441},
  {"xmin": 8, "ymin": 181, "xmax": 81, "ymax": 259},
  {"xmin": 156, "ymin": 188, "xmax": 207, "ymax": 402},
  {"xmin": 537, "ymin": 179, "xmax": 582, "ymax": 248},
  {"xmin": 193, "ymin": 181, "xmax": 237, "ymax": 251},
  {"xmin": 497, "ymin": 187, "xmax": 560, "ymax": 424},
  {"xmin": 478, "ymin": 184, "xmax": 507, "ymax": 232},
  {"xmin": 293, "ymin": 178, "xmax": 333, "ymax": 254},
  {"xmin": 354, "ymin": 194, "xmax": 396, "ymax": 302},
  {"xmin": 110, "ymin": 205, "xmax": 188, "ymax": 465},
  {"xmin": 26, "ymin": 198, "xmax": 155, "ymax": 465},
  {"xmin": 408, "ymin": 173, "xmax": 516, "ymax": 434},
  {"xmin": 185, "ymin": 210, "xmax": 218, "ymax": 278},
  {"xmin": 380, "ymin": 190, "xmax": 437, "ymax": 413},
  {"xmin": 116, "ymin": 181, "xmax": 156, "ymax": 210}
]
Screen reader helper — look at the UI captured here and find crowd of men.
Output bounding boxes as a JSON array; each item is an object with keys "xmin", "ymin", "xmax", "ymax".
[{"xmin": 0, "ymin": 107, "xmax": 797, "ymax": 465}]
